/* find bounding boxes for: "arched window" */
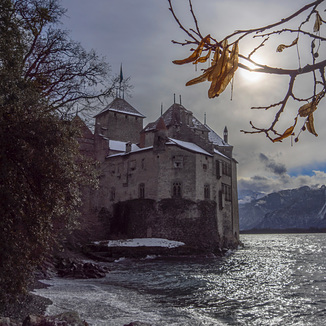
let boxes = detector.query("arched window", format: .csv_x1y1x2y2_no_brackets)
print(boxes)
139,183,145,199
172,181,182,198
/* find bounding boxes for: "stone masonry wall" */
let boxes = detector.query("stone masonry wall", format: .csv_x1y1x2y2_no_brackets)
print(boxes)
110,198,221,252
96,111,143,144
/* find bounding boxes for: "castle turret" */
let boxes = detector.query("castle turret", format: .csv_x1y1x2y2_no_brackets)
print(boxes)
94,98,145,144
153,117,168,152
224,126,228,144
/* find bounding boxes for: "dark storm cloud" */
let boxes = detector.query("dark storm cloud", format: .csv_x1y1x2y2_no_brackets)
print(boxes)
259,153,287,176
237,176,275,194
252,175,268,181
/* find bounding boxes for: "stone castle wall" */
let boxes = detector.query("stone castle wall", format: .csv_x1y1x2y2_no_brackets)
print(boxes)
95,111,143,144
110,198,222,252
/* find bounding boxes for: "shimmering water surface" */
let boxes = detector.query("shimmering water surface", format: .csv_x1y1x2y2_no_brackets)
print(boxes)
35,234,326,325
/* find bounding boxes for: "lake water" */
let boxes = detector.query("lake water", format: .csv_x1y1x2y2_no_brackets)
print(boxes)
35,234,326,325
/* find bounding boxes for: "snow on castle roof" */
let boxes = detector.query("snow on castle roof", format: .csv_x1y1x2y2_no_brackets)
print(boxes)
167,138,212,156
205,124,230,147
94,98,145,118
109,140,140,152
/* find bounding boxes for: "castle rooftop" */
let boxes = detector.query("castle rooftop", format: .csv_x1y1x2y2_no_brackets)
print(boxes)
94,98,145,118
205,124,231,147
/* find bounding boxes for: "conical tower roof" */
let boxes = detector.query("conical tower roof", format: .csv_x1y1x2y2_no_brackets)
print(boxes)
156,116,167,131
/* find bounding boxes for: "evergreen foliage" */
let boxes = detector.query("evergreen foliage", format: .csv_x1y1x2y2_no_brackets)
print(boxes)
0,0,112,307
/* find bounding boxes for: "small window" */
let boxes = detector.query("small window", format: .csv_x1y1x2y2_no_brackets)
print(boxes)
222,161,232,176
203,164,207,171
125,115,128,119
172,181,182,198
129,160,136,171
216,160,222,179
141,158,145,170
173,155,184,168
204,184,210,200
219,190,225,210
222,183,232,201
139,183,145,198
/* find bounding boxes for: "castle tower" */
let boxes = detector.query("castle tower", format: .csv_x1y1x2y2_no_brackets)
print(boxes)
94,98,145,144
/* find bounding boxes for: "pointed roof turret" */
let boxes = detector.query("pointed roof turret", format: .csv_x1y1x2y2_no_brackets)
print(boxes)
94,98,145,118
156,116,167,131
223,126,228,143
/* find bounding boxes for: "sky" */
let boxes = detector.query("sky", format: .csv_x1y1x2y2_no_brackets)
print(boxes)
61,0,326,197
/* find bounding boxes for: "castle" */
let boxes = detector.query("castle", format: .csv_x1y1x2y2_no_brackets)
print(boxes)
79,96,239,252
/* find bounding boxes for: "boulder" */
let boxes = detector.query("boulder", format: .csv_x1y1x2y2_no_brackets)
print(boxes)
0,317,18,326
56,258,109,279
22,311,88,325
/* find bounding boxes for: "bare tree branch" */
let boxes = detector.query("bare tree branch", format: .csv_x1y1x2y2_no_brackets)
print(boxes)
168,0,326,143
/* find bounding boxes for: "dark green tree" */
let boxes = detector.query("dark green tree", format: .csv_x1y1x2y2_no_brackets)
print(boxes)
0,0,114,307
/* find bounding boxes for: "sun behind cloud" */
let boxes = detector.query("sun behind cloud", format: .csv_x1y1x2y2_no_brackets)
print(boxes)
239,68,263,83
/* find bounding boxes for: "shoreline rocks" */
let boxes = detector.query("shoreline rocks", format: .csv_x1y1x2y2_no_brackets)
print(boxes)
22,311,88,326
55,258,109,279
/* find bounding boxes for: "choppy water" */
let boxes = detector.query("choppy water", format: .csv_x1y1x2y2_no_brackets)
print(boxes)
35,234,326,325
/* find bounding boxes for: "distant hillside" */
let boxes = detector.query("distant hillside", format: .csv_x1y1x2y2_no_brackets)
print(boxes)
239,185,326,231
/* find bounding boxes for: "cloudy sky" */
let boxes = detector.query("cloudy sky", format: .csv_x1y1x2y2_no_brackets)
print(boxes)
61,0,326,196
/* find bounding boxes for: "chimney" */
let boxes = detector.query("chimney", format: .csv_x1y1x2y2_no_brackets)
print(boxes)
125,141,132,153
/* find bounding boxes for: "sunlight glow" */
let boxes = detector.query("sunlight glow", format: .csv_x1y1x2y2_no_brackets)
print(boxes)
239,68,263,83
238,57,265,83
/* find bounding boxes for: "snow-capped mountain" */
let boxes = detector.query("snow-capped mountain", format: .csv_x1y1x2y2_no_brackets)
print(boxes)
239,185,326,231
238,189,265,204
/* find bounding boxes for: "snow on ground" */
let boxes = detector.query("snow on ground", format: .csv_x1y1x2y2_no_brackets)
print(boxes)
95,238,185,248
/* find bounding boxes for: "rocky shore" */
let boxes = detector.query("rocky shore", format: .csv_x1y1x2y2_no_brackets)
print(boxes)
0,254,153,326
0,291,52,325
1,240,235,325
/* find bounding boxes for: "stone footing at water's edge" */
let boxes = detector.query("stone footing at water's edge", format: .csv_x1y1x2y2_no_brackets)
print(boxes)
82,243,237,261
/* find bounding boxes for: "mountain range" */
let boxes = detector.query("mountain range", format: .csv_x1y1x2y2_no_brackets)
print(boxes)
239,185,326,231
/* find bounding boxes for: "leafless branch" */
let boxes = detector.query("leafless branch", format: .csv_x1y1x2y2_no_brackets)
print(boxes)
168,0,326,142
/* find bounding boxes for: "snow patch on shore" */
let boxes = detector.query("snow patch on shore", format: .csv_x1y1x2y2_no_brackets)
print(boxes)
94,238,185,248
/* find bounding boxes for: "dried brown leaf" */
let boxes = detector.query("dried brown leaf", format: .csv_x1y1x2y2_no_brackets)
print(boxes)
173,35,210,65
314,12,322,32
185,67,212,86
276,37,298,52
184,40,239,98
193,49,211,64
298,102,317,117
306,114,318,136
208,41,238,98
272,117,297,142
